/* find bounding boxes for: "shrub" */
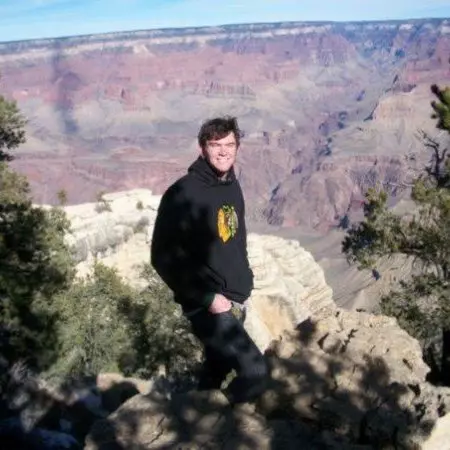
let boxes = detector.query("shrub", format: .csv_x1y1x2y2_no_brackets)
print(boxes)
48,263,201,381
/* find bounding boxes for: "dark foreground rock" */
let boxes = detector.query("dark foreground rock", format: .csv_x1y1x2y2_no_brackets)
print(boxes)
84,308,450,449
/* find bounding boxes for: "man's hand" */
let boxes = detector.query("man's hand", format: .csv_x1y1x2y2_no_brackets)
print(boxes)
208,293,232,314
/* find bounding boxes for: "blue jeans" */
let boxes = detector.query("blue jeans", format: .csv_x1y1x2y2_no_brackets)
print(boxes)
187,308,269,404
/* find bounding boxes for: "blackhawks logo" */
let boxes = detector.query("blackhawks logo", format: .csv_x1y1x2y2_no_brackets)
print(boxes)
217,205,238,243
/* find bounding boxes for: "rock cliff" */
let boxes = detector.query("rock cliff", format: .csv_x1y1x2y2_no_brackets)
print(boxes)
64,189,161,266
245,234,333,350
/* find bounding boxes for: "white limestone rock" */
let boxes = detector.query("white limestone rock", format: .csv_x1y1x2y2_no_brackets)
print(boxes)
63,189,160,276
245,234,334,350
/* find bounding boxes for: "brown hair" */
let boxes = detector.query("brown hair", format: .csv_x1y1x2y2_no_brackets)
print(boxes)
198,116,241,149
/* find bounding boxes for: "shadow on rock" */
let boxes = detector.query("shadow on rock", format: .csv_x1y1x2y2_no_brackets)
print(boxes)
0,367,152,449
258,309,449,449
83,311,450,449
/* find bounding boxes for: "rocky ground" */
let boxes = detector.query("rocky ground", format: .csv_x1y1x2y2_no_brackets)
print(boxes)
3,306,449,449
1,189,439,449
83,308,450,449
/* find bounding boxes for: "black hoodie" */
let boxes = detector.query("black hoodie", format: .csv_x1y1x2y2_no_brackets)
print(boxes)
151,156,254,313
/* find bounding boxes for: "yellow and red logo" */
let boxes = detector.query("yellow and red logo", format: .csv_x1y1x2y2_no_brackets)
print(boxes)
217,205,238,243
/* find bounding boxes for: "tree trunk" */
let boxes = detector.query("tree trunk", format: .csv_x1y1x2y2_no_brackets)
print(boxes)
441,327,450,386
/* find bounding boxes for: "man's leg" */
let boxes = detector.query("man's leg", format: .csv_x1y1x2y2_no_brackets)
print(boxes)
197,303,246,390
188,309,269,403
218,312,269,404
196,345,232,390
187,309,232,390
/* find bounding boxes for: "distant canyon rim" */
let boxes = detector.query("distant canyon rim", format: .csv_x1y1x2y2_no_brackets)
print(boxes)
1,18,449,233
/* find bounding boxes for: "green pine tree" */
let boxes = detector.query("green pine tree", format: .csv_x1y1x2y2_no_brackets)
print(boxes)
342,81,450,385
0,94,26,162
0,91,75,372
50,262,201,381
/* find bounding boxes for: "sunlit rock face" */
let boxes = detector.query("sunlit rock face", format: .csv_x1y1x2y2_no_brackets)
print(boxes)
245,233,334,350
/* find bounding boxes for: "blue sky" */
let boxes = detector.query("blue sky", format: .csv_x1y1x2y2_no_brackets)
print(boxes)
0,0,449,43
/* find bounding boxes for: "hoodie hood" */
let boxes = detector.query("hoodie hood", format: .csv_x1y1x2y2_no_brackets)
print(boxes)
188,156,236,186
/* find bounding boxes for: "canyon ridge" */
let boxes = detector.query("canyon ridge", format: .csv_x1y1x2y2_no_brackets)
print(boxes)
1,18,449,231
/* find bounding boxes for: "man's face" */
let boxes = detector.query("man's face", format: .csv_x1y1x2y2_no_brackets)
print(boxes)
202,132,238,175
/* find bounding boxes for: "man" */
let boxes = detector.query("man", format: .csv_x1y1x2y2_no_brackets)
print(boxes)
151,116,268,404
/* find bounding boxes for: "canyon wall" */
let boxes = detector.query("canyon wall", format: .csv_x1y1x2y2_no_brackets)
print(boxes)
2,19,449,230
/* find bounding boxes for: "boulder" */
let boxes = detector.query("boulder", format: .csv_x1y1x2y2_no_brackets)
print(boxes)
84,389,359,450
258,308,450,449
84,307,450,449
245,233,334,350
0,364,161,448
